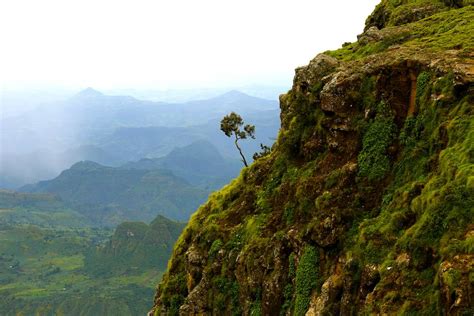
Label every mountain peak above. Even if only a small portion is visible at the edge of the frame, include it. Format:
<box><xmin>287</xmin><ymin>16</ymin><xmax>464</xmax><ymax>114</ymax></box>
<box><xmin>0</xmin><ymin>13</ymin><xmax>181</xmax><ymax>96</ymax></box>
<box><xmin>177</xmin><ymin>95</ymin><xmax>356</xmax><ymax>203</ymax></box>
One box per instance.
<box><xmin>75</xmin><ymin>87</ymin><xmax>104</xmax><ymax>98</ymax></box>
<box><xmin>165</xmin><ymin>140</ymin><xmax>224</xmax><ymax>163</ymax></box>
<box><xmin>216</xmin><ymin>90</ymin><xmax>252</xmax><ymax>100</ymax></box>
<box><xmin>69</xmin><ymin>160</ymin><xmax>104</xmax><ymax>171</ymax></box>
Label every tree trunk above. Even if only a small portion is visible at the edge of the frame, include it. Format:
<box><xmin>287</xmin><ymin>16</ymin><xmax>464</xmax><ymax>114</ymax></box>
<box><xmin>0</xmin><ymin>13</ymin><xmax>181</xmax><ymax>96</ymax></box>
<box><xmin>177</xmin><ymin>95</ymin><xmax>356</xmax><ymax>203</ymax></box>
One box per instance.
<box><xmin>234</xmin><ymin>136</ymin><xmax>248</xmax><ymax>167</ymax></box>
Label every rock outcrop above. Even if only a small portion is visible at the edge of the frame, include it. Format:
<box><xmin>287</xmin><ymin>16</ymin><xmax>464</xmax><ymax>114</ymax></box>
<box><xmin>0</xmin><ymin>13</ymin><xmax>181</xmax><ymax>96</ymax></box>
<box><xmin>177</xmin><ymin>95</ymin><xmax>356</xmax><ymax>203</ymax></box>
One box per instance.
<box><xmin>150</xmin><ymin>1</ymin><xmax>474</xmax><ymax>315</ymax></box>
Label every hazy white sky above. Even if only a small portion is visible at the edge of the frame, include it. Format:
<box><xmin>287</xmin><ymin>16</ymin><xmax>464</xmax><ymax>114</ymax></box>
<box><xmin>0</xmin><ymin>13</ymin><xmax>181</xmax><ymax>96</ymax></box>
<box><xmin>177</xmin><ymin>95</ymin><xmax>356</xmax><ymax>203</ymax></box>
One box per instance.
<box><xmin>0</xmin><ymin>0</ymin><xmax>379</xmax><ymax>89</ymax></box>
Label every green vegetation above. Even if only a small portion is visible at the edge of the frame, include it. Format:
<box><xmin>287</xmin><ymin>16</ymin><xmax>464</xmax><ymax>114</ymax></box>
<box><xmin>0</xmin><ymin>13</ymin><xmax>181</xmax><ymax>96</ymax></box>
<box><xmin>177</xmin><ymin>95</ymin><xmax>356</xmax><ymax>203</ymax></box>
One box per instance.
<box><xmin>152</xmin><ymin>2</ymin><xmax>473</xmax><ymax>315</ymax></box>
<box><xmin>327</xmin><ymin>5</ymin><xmax>474</xmax><ymax>62</ymax></box>
<box><xmin>0</xmin><ymin>195</ymin><xmax>184</xmax><ymax>315</ymax></box>
<box><xmin>0</xmin><ymin>190</ymin><xmax>91</xmax><ymax>228</ymax></box>
<box><xmin>123</xmin><ymin>140</ymin><xmax>242</xmax><ymax>191</ymax></box>
<box><xmin>253</xmin><ymin>143</ymin><xmax>272</xmax><ymax>160</ymax></box>
<box><xmin>22</xmin><ymin>161</ymin><xmax>208</xmax><ymax>224</ymax></box>
<box><xmin>85</xmin><ymin>216</ymin><xmax>185</xmax><ymax>277</ymax></box>
<box><xmin>415</xmin><ymin>71</ymin><xmax>431</xmax><ymax>106</ymax></box>
<box><xmin>220</xmin><ymin>112</ymin><xmax>256</xmax><ymax>167</ymax></box>
<box><xmin>208</xmin><ymin>239</ymin><xmax>224</xmax><ymax>259</ymax></box>
<box><xmin>294</xmin><ymin>246</ymin><xmax>319</xmax><ymax>316</ymax></box>
<box><xmin>358</xmin><ymin>101</ymin><xmax>397</xmax><ymax>181</ymax></box>
<box><xmin>281</xmin><ymin>253</ymin><xmax>296</xmax><ymax>315</ymax></box>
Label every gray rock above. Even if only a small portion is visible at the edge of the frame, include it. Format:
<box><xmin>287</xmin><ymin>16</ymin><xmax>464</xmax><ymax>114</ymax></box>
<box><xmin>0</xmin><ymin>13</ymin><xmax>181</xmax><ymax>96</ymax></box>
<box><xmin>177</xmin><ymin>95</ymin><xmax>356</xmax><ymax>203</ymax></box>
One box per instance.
<box><xmin>357</xmin><ymin>26</ymin><xmax>383</xmax><ymax>45</ymax></box>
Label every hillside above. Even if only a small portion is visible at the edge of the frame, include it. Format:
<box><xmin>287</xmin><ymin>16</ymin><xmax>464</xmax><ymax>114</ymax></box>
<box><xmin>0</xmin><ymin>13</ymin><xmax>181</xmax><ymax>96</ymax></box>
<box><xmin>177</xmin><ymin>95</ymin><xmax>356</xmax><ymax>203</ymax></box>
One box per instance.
<box><xmin>151</xmin><ymin>1</ymin><xmax>474</xmax><ymax>315</ymax></box>
<box><xmin>0</xmin><ymin>214</ymin><xmax>184</xmax><ymax>316</ymax></box>
<box><xmin>21</xmin><ymin>161</ymin><xmax>208</xmax><ymax>224</ymax></box>
<box><xmin>123</xmin><ymin>140</ymin><xmax>242</xmax><ymax>190</ymax></box>
<box><xmin>0</xmin><ymin>190</ymin><xmax>91</xmax><ymax>227</ymax></box>
<box><xmin>84</xmin><ymin>216</ymin><xmax>186</xmax><ymax>277</ymax></box>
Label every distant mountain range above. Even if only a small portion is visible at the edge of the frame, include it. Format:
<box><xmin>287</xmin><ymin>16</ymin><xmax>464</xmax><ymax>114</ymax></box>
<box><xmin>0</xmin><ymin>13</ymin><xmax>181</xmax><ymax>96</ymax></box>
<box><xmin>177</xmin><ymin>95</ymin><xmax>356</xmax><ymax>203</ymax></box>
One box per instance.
<box><xmin>103</xmin><ymin>85</ymin><xmax>288</xmax><ymax>103</ymax></box>
<box><xmin>18</xmin><ymin>140</ymin><xmax>242</xmax><ymax>225</ymax></box>
<box><xmin>123</xmin><ymin>140</ymin><xmax>241</xmax><ymax>190</ymax></box>
<box><xmin>20</xmin><ymin>160</ymin><xmax>207</xmax><ymax>225</ymax></box>
<box><xmin>0</xmin><ymin>86</ymin><xmax>281</xmax><ymax>315</ymax></box>
<box><xmin>1</xmin><ymin>89</ymin><xmax>279</xmax><ymax>188</ymax></box>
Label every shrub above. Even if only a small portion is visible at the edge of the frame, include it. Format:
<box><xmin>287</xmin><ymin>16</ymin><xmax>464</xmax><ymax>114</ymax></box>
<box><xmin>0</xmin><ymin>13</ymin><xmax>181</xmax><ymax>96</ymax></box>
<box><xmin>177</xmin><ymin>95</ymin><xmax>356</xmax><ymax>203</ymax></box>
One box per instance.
<box><xmin>281</xmin><ymin>253</ymin><xmax>296</xmax><ymax>315</ymax></box>
<box><xmin>416</xmin><ymin>72</ymin><xmax>431</xmax><ymax>107</ymax></box>
<box><xmin>208</xmin><ymin>239</ymin><xmax>223</xmax><ymax>260</ymax></box>
<box><xmin>358</xmin><ymin>101</ymin><xmax>397</xmax><ymax>181</ymax></box>
<box><xmin>294</xmin><ymin>246</ymin><xmax>319</xmax><ymax>316</ymax></box>
<box><xmin>399</xmin><ymin>116</ymin><xmax>423</xmax><ymax>148</ymax></box>
<box><xmin>315</xmin><ymin>191</ymin><xmax>332</xmax><ymax>211</ymax></box>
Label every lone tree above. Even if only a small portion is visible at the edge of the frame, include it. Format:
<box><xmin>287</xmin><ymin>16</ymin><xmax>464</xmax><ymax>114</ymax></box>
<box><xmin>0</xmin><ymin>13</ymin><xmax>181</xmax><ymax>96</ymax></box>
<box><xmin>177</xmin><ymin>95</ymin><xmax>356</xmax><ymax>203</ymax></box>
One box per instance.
<box><xmin>220</xmin><ymin>112</ymin><xmax>255</xmax><ymax>167</ymax></box>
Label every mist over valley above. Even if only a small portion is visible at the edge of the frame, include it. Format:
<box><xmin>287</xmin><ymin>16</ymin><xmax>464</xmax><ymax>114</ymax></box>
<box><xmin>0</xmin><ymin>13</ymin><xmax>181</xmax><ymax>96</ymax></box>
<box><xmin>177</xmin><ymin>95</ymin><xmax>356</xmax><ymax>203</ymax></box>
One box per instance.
<box><xmin>1</xmin><ymin>87</ymin><xmax>281</xmax><ymax>189</ymax></box>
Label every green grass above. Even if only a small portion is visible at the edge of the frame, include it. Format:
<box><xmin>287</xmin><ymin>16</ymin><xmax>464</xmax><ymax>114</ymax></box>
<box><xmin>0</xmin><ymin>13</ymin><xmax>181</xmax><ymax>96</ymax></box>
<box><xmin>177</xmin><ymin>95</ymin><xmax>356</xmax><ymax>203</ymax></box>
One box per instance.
<box><xmin>327</xmin><ymin>6</ymin><xmax>474</xmax><ymax>62</ymax></box>
<box><xmin>152</xmin><ymin>3</ymin><xmax>474</xmax><ymax>315</ymax></box>
<box><xmin>0</xmin><ymin>211</ymin><xmax>179</xmax><ymax>316</ymax></box>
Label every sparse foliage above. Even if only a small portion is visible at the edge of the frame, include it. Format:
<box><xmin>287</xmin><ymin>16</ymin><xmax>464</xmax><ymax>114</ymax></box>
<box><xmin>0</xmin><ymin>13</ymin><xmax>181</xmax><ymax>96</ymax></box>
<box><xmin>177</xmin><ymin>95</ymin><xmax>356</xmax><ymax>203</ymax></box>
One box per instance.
<box><xmin>220</xmin><ymin>112</ymin><xmax>255</xmax><ymax>167</ymax></box>
<box><xmin>253</xmin><ymin>144</ymin><xmax>272</xmax><ymax>160</ymax></box>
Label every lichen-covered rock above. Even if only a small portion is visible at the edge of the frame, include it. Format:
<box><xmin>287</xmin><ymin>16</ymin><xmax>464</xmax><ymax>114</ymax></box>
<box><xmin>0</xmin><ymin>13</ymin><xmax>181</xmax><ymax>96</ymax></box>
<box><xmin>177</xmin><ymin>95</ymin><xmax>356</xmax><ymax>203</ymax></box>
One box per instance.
<box><xmin>390</xmin><ymin>4</ymin><xmax>445</xmax><ymax>26</ymax></box>
<box><xmin>180</xmin><ymin>272</ymin><xmax>210</xmax><ymax>314</ymax></box>
<box><xmin>364</xmin><ymin>0</ymin><xmax>452</xmax><ymax>31</ymax></box>
<box><xmin>306</xmin><ymin>275</ymin><xmax>343</xmax><ymax>316</ymax></box>
<box><xmin>320</xmin><ymin>70</ymin><xmax>360</xmax><ymax>115</ymax></box>
<box><xmin>439</xmin><ymin>254</ymin><xmax>474</xmax><ymax>314</ymax></box>
<box><xmin>294</xmin><ymin>54</ymin><xmax>340</xmax><ymax>93</ymax></box>
<box><xmin>359</xmin><ymin>264</ymin><xmax>380</xmax><ymax>301</ymax></box>
<box><xmin>357</xmin><ymin>26</ymin><xmax>384</xmax><ymax>45</ymax></box>
<box><xmin>185</xmin><ymin>245</ymin><xmax>205</xmax><ymax>279</ymax></box>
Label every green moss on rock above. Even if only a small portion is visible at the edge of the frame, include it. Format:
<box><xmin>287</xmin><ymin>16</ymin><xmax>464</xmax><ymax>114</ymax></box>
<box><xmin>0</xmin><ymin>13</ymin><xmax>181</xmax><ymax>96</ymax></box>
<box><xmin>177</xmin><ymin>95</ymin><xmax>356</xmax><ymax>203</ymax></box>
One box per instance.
<box><xmin>150</xmin><ymin>2</ymin><xmax>473</xmax><ymax>315</ymax></box>
<box><xmin>294</xmin><ymin>246</ymin><xmax>320</xmax><ymax>316</ymax></box>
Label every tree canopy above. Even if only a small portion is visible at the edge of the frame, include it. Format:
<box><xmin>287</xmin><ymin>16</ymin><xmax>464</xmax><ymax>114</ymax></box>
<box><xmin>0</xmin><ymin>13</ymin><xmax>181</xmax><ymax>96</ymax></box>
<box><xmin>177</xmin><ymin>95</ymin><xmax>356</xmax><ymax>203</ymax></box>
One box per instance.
<box><xmin>220</xmin><ymin>112</ymin><xmax>255</xmax><ymax>167</ymax></box>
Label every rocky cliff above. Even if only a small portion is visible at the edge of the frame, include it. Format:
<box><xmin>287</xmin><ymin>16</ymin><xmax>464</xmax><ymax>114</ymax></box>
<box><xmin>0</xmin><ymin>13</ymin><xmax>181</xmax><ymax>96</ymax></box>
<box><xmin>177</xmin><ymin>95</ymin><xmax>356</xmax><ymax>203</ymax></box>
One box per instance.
<box><xmin>151</xmin><ymin>1</ymin><xmax>473</xmax><ymax>315</ymax></box>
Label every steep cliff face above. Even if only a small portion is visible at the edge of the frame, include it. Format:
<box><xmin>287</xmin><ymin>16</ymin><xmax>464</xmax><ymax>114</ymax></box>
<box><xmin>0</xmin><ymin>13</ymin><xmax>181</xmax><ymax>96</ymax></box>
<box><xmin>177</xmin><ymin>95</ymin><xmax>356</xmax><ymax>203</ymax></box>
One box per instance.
<box><xmin>151</xmin><ymin>1</ymin><xmax>473</xmax><ymax>315</ymax></box>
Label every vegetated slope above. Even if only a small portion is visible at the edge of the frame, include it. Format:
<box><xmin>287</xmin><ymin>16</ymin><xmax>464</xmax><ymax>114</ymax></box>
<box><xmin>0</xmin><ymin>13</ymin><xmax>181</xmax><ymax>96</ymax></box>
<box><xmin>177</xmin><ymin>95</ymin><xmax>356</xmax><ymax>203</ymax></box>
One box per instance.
<box><xmin>21</xmin><ymin>161</ymin><xmax>208</xmax><ymax>224</ymax></box>
<box><xmin>0</xmin><ymin>190</ymin><xmax>91</xmax><ymax>227</ymax></box>
<box><xmin>123</xmin><ymin>140</ymin><xmax>242</xmax><ymax>190</ymax></box>
<box><xmin>0</xmin><ymin>214</ymin><xmax>184</xmax><ymax>316</ymax></box>
<box><xmin>84</xmin><ymin>215</ymin><xmax>186</xmax><ymax>277</ymax></box>
<box><xmin>151</xmin><ymin>1</ymin><xmax>474</xmax><ymax>315</ymax></box>
<box><xmin>0</xmin><ymin>190</ymin><xmax>64</xmax><ymax>210</ymax></box>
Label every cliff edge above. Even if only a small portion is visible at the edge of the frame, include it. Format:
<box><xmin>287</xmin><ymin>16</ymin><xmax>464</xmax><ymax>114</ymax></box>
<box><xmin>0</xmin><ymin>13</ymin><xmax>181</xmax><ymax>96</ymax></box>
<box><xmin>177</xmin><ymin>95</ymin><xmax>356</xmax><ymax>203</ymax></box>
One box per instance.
<box><xmin>151</xmin><ymin>1</ymin><xmax>473</xmax><ymax>315</ymax></box>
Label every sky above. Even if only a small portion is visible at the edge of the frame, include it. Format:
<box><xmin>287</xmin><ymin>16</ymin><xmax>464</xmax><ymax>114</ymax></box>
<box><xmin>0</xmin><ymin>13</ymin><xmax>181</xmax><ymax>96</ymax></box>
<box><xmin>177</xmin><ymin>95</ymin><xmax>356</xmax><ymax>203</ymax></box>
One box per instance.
<box><xmin>0</xmin><ymin>0</ymin><xmax>380</xmax><ymax>90</ymax></box>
